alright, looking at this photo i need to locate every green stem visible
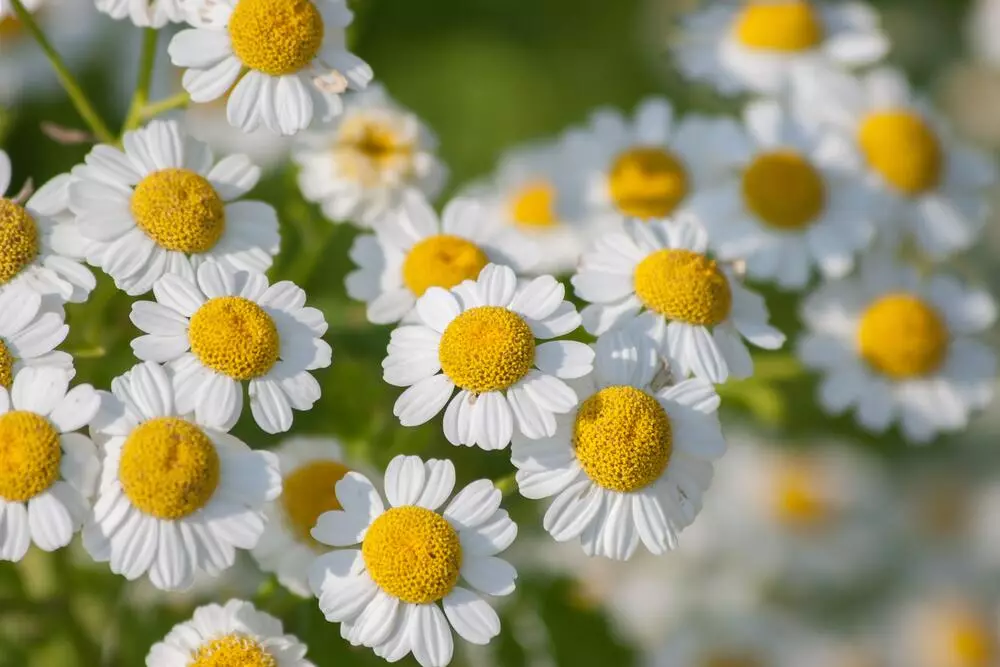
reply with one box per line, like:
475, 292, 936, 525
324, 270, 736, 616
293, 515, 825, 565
286, 221, 336, 287
121, 28, 159, 135
141, 91, 191, 120
8, 0, 114, 144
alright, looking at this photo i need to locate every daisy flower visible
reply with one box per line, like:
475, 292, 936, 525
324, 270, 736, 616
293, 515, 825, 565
689, 98, 876, 290
885, 586, 998, 667
84, 361, 281, 591
294, 83, 447, 228
146, 599, 314, 667
308, 455, 517, 667
671, 0, 889, 96
0, 285, 73, 390
94, 0, 183, 27
67, 119, 279, 296
0, 367, 100, 561
168, 0, 373, 136
572, 218, 785, 384
794, 65, 998, 258
383, 263, 593, 449
346, 191, 537, 325
798, 255, 997, 442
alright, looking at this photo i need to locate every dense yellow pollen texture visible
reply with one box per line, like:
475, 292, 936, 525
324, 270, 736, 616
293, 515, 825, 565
633, 249, 732, 326
228, 0, 325, 76
0, 411, 61, 503
438, 306, 535, 393
362, 505, 462, 604
0, 198, 40, 285
281, 460, 351, 546
742, 150, 826, 229
119, 417, 220, 520
608, 147, 689, 219
0, 339, 14, 389
189, 296, 280, 381
572, 386, 672, 493
734, 1, 824, 51
857, 293, 948, 379
190, 634, 277, 667
773, 463, 830, 528
858, 111, 943, 195
510, 181, 559, 228
334, 116, 414, 186
130, 168, 226, 253
402, 235, 490, 297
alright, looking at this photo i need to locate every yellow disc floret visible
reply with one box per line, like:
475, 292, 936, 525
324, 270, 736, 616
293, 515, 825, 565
633, 249, 732, 326
772, 462, 831, 529
402, 235, 490, 297
572, 386, 672, 493
190, 634, 277, 667
0, 411, 61, 503
0, 198, 40, 285
189, 296, 280, 381
510, 181, 559, 228
0, 339, 14, 390
119, 417, 220, 520
334, 115, 414, 187
281, 459, 351, 546
857, 293, 948, 379
439, 306, 535, 394
608, 147, 689, 219
944, 613, 996, 667
734, 1, 824, 52
742, 150, 826, 230
858, 111, 943, 195
130, 168, 225, 253
362, 505, 462, 604
228, 0, 324, 76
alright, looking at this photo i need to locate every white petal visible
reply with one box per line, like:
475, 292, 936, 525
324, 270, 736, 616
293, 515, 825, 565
533, 341, 594, 379
476, 264, 517, 306
459, 509, 517, 557
48, 384, 100, 433
543, 480, 603, 541
472, 392, 513, 451
442, 588, 500, 645
444, 479, 501, 530
12, 367, 70, 416
28, 492, 74, 551
460, 556, 517, 597
385, 455, 427, 507
416, 459, 456, 511
410, 604, 453, 667
393, 374, 454, 426
416, 288, 461, 333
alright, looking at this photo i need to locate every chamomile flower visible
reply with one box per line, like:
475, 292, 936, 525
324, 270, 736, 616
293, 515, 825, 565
294, 83, 447, 228
146, 599, 314, 667
346, 192, 537, 325
798, 256, 997, 442
0, 285, 72, 389
383, 263, 593, 449
308, 455, 517, 667
671, 0, 889, 96
84, 361, 281, 591
68, 120, 279, 296
886, 586, 998, 667
130, 263, 332, 434
94, 0, 183, 27
169, 0, 373, 136
0, 367, 99, 562
572, 218, 785, 384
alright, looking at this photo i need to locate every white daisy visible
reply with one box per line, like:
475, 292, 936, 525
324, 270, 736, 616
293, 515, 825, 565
94, 0, 184, 27
130, 263, 332, 434
0, 367, 100, 561
689, 98, 876, 289
67, 119, 280, 296
168, 0, 373, 136
797, 255, 997, 443
383, 263, 593, 450
0, 284, 73, 390
347, 191, 537, 325
146, 599, 314, 667
671, 0, 889, 96
885, 586, 998, 667
84, 361, 282, 591
308, 455, 517, 667
294, 83, 447, 228
572, 218, 785, 384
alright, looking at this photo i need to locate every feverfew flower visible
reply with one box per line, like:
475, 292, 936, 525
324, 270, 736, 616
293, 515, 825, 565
0, 285, 73, 389
94, 0, 184, 27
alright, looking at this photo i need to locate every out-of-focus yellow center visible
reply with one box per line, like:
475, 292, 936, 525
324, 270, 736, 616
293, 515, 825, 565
0, 411, 61, 503
858, 111, 943, 195
438, 306, 535, 394
742, 150, 826, 229
634, 249, 732, 326
773, 462, 831, 528
0, 339, 14, 390
857, 293, 948, 379
948, 615, 996, 667
0, 198, 40, 286
281, 459, 352, 546
190, 634, 277, 667
608, 147, 689, 219
334, 115, 415, 187
189, 296, 280, 381
130, 168, 226, 253
734, 1, 824, 52
509, 181, 559, 228
401, 234, 490, 297
228, 0, 324, 76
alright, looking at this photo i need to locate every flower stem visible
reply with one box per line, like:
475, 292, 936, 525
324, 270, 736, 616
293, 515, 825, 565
141, 91, 191, 120
121, 28, 159, 135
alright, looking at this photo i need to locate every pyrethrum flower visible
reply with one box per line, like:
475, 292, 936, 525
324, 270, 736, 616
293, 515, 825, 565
84, 361, 282, 590
383, 263, 594, 449
169, 0, 373, 136
0, 285, 73, 389
572, 218, 785, 384
308, 455, 517, 667
146, 599, 314, 667
0, 367, 100, 561
130, 263, 332, 434
95, 0, 184, 27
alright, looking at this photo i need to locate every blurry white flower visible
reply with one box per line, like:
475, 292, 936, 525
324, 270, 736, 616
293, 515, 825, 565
94, 0, 184, 27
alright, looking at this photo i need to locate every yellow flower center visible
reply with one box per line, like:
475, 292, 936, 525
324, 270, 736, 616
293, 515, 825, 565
189, 296, 280, 381
130, 168, 226, 254
857, 293, 948, 379
334, 116, 414, 187
438, 306, 535, 394
772, 462, 831, 529
946, 614, 996, 667
0, 411, 61, 503
402, 235, 490, 297
633, 249, 732, 326
0, 198, 40, 286
0, 14, 25, 41
857, 111, 943, 195
509, 181, 559, 228
0, 339, 14, 390
190, 634, 277, 667
362, 505, 462, 604
228, 0, 324, 76
281, 459, 351, 547
608, 147, 689, 219
119, 417, 220, 520
572, 386, 672, 493
742, 150, 826, 230
734, 1, 824, 52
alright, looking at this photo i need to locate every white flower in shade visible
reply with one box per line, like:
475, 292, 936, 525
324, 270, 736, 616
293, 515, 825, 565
689, 98, 876, 290
0, 151, 96, 303
94, 0, 183, 27
671, 0, 889, 96
572, 218, 785, 384
0, 285, 73, 390
797, 255, 997, 443
146, 599, 314, 667
67, 120, 279, 296
383, 263, 594, 450
294, 83, 447, 228
308, 455, 517, 667
794, 65, 998, 259
84, 361, 282, 591
168, 0, 373, 136
347, 192, 537, 325
130, 263, 332, 434
0, 367, 100, 561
